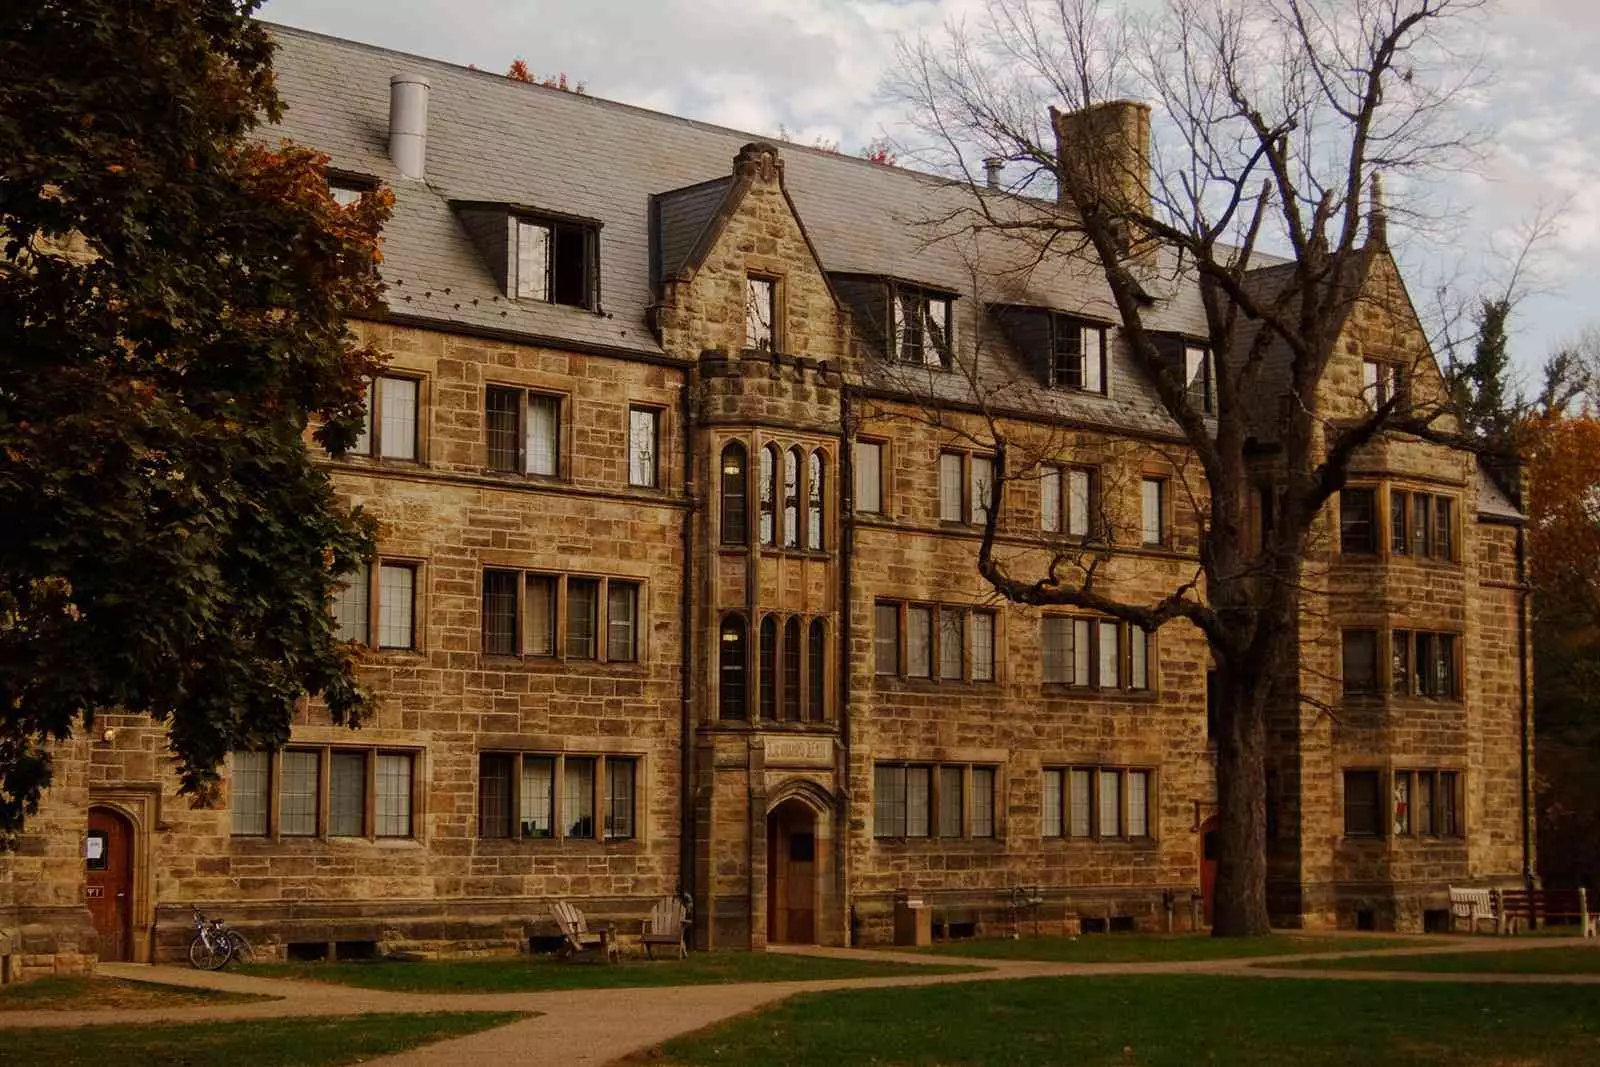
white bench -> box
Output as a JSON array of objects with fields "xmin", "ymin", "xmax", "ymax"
[{"xmin": 1449, "ymin": 886, "xmax": 1498, "ymax": 934}]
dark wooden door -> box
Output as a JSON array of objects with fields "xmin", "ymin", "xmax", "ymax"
[
  {"xmin": 784, "ymin": 831, "xmax": 816, "ymax": 943},
  {"xmin": 1199, "ymin": 817, "xmax": 1219, "ymax": 927},
  {"xmin": 86, "ymin": 808, "xmax": 133, "ymax": 962}
]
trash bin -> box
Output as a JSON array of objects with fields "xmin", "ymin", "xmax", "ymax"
[{"xmin": 893, "ymin": 892, "xmax": 932, "ymax": 947}]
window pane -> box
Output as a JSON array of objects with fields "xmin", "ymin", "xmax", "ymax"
[
  {"xmin": 1042, "ymin": 769, "xmax": 1063, "ymax": 837},
  {"xmin": 1141, "ymin": 478, "xmax": 1164, "ymax": 544},
  {"xmin": 1416, "ymin": 771, "xmax": 1435, "ymax": 835},
  {"xmin": 329, "ymin": 751, "xmax": 365, "ymax": 837},
  {"xmin": 375, "ymin": 753, "xmax": 412, "ymax": 838},
  {"xmin": 808, "ymin": 451, "xmax": 825, "ymax": 549},
  {"xmin": 521, "ymin": 756, "xmax": 555, "ymax": 837},
  {"xmin": 874, "ymin": 603, "xmax": 899, "ymax": 675},
  {"xmin": 1344, "ymin": 770, "xmax": 1380, "ymax": 836},
  {"xmin": 971, "ymin": 612, "xmax": 995, "ymax": 682},
  {"xmin": 895, "ymin": 291, "xmax": 920, "ymax": 364},
  {"xmin": 1340, "ymin": 489, "xmax": 1376, "ymax": 553},
  {"xmin": 353, "ymin": 380, "xmax": 374, "ymax": 455},
  {"xmin": 721, "ymin": 442, "xmax": 748, "ymax": 545},
  {"xmin": 1040, "ymin": 467, "xmax": 1061, "ymax": 532},
  {"xmin": 605, "ymin": 759, "xmax": 635, "ymax": 840},
  {"xmin": 759, "ymin": 616, "xmax": 778, "ymax": 720},
  {"xmin": 1042, "ymin": 616, "xmax": 1070, "ymax": 684},
  {"xmin": 280, "ymin": 750, "xmax": 319, "ymax": 836},
  {"xmin": 971, "ymin": 768, "xmax": 995, "ymax": 837},
  {"xmin": 486, "ymin": 386, "xmax": 521, "ymax": 472},
  {"xmin": 808, "ymin": 619, "xmax": 827, "ymax": 721},
  {"xmin": 1441, "ymin": 772, "xmax": 1460, "ymax": 835},
  {"xmin": 759, "ymin": 445, "xmax": 777, "ymax": 545},
  {"xmin": 720, "ymin": 616, "xmax": 747, "ymax": 719},
  {"xmin": 1098, "ymin": 620, "xmax": 1120, "ymax": 690},
  {"xmin": 1129, "ymin": 771, "xmax": 1149, "ymax": 837},
  {"xmin": 970, "ymin": 456, "xmax": 993, "ymax": 526},
  {"xmin": 746, "ymin": 277, "xmax": 775, "ymax": 352},
  {"xmin": 874, "ymin": 764, "xmax": 906, "ymax": 838},
  {"xmin": 1390, "ymin": 489, "xmax": 1409, "ymax": 554},
  {"xmin": 1069, "ymin": 769, "xmax": 1092, "ymax": 838},
  {"xmin": 230, "ymin": 751, "xmax": 269, "ymax": 836},
  {"xmin": 378, "ymin": 563, "xmax": 415, "ymax": 649},
  {"xmin": 566, "ymin": 578, "xmax": 598, "ymax": 659},
  {"xmin": 1082, "ymin": 328, "xmax": 1103, "ymax": 393},
  {"xmin": 939, "ymin": 766, "xmax": 964, "ymax": 837},
  {"xmin": 939, "ymin": 453, "xmax": 963, "ymax": 522},
  {"xmin": 525, "ymin": 575, "xmax": 555, "ymax": 656},
  {"xmin": 379, "ymin": 377, "xmax": 417, "ymax": 460},
  {"xmin": 1185, "ymin": 346, "xmax": 1210, "ymax": 412},
  {"xmin": 783, "ymin": 616, "xmax": 802, "ymax": 721},
  {"xmin": 1129, "ymin": 627, "xmax": 1149, "ymax": 690},
  {"xmin": 607, "ymin": 581, "xmax": 639, "ymax": 662},
  {"xmin": 1392, "ymin": 630, "xmax": 1412, "ymax": 695},
  {"xmin": 629, "ymin": 408, "xmax": 658, "ymax": 488},
  {"xmin": 526, "ymin": 394, "xmax": 560, "ymax": 476},
  {"xmin": 1434, "ymin": 497, "xmax": 1454, "ymax": 559},
  {"xmin": 478, "ymin": 754, "xmax": 512, "ymax": 838},
  {"xmin": 939, "ymin": 608, "xmax": 964, "ymax": 680},
  {"xmin": 1342, "ymin": 630, "xmax": 1377, "ymax": 694},
  {"xmin": 1073, "ymin": 619, "xmax": 1092, "ymax": 686},
  {"xmin": 564, "ymin": 757, "xmax": 595, "ymax": 838},
  {"xmin": 782, "ymin": 448, "xmax": 801, "ymax": 548},
  {"xmin": 1393, "ymin": 772, "xmax": 1411, "ymax": 835},
  {"xmin": 333, "ymin": 564, "xmax": 370, "ymax": 643},
  {"xmin": 1098, "ymin": 770, "xmax": 1121, "ymax": 837},
  {"xmin": 923, "ymin": 297, "xmax": 951, "ymax": 366},
  {"xmin": 855, "ymin": 441, "xmax": 882, "ymax": 514},
  {"xmin": 1067, "ymin": 469, "xmax": 1092, "ymax": 537},
  {"xmin": 906, "ymin": 766, "xmax": 931, "ymax": 837},
  {"xmin": 483, "ymin": 569, "xmax": 519, "ymax": 656},
  {"xmin": 907, "ymin": 606, "xmax": 932, "ymax": 678},
  {"xmin": 516, "ymin": 220, "xmax": 550, "ymax": 301}
]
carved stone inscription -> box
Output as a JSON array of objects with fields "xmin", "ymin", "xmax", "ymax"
[{"xmin": 763, "ymin": 737, "xmax": 833, "ymax": 768}]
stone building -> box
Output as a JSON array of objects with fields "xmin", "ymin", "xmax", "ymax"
[{"xmin": 0, "ymin": 25, "xmax": 1533, "ymax": 975}]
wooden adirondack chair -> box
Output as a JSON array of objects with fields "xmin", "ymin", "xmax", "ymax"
[
  {"xmin": 640, "ymin": 896, "xmax": 689, "ymax": 960},
  {"xmin": 551, "ymin": 900, "xmax": 617, "ymax": 963}
]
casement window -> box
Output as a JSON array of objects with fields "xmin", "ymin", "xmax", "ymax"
[
  {"xmin": 759, "ymin": 444, "xmax": 778, "ymax": 545},
  {"xmin": 482, "ymin": 569, "xmax": 640, "ymax": 663},
  {"xmin": 720, "ymin": 443, "xmax": 748, "ymax": 545},
  {"xmin": 970, "ymin": 455, "xmax": 994, "ymax": 526},
  {"xmin": 349, "ymin": 375, "xmax": 420, "ymax": 460},
  {"xmin": 723, "ymin": 613, "xmax": 829, "ymax": 722},
  {"xmin": 854, "ymin": 439, "xmax": 884, "ymax": 515},
  {"xmin": 485, "ymin": 387, "xmax": 562, "ymax": 477},
  {"xmin": 1392, "ymin": 630, "xmax": 1459, "ymax": 699},
  {"xmin": 1341, "ymin": 629, "xmax": 1379, "ymax": 695},
  {"xmin": 1339, "ymin": 488, "xmax": 1378, "ymax": 554},
  {"xmin": 876, "ymin": 601, "xmax": 999, "ymax": 683},
  {"xmin": 1140, "ymin": 478, "xmax": 1166, "ymax": 546},
  {"xmin": 332, "ymin": 563, "xmax": 372, "ymax": 644},
  {"xmin": 1185, "ymin": 345, "xmax": 1214, "ymax": 414},
  {"xmin": 759, "ymin": 615, "xmax": 779, "ymax": 719},
  {"xmin": 1041, "ymin": 616, "xmax": 1152, "ymax": 691},
  {"xmin": 477, "ymin": 752, "xmax": 638, "ymax": 841},
  {"xmin": 331, "ymin": 561, "xmax": 418, "ymax": 650},
  {"xmin": 746, "ymin": 275, "xmax": 778, "ymax": 352},
  {"xmin": 808, "ymin": 619, "xmax": 827, "ymax": 720},
  {"xmin": 1390, "ymin": 490, "xmax": 1455, "ymax": 560},
  {"xmin": 1040, "ymin": 466, "xmax": 1098, "ymax": 537},
  {"xmin": 328, "ymin": 180, "xmax": 369, "ymax": 208},
  {"xmin": 783, "ymin": 448, "xmax": 802, "ymax": 549},
  {"xmin": 1343, "ymin": 769, "xmax": 1382, "ymax": 836},
  {"xmin": 1361, "ymin": 359, "xmax": 1406, "ymax": 410},
  {"xmin": 1403, "ymin": 769, "xmax": 1462, "ymax": 837},
  {"xmin": 513, "ymin": 217, "xmax": 597, "ymax": 309},
  {"xmin": 938, "ymin": 451, "xmax": 996, "ymax": 526},
  {"xmin": 1041, "ymin": 766, "xmax": 1154, "ymax": 839},
  {"xmin": 938, "ymin": 452, "xmax": 964, "ymax": 522},
  {"xmin": 628, "ymin": 407, "xmax": 659, "ymax": 488},
  {"xmin": 808, "ymin": 451, "xmax": 826, "ymax": 549},
  {"xmin": 874, "ymin": 762, "xmax": 999, "ymax": 839},
  {"xmin": 719, "ymin": 614, "xmax": 748, "ymax": 719},
  {"xmin": 230, "ymin": 748, "xmax": 417, "ymax": 839},
  {"xmin": 1049, "ymin": 317, "xmax": 1107, "ymax": 394},
  {"xmin": 750, "ymin": 441, "xmax": 829, "ymax": 550},
  {"xmin": 893, "ymin": 286, "xmax": 954, "ymax": 368}
]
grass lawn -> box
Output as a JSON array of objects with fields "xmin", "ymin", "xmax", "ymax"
[
  {"xmin": 240, "ymin": 951, "xmax": 977, "ymax": 993},
  {"xmin": 0, "ymin": 1012, "xmax": 524, "ymax": 1067},
  {"xmin": 649, "ymin": 975, "xmax": 1600, "ymax": 1066},
  {"xmin": 915, "ymin": 932, "xmax": 1416, "ymax": 963},
  {"xmin": 0, "ymin": 975, "xmax": 273, "ymax": 1012},
  {"xmin": 1281, "ymin": 944, "xmax": 1600, "ymax": 974}
]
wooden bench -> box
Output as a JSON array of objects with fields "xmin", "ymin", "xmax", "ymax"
[
  {"xmin": 640, "ymin": 896, "xmax": 688, "ymax": 960},
  {"xmin": 1448, "ymin": 886, "xmax": 1498, "ymax": 934},
  {"xmin": 550, "ymin": 901, "xmax": 617, "ymax": 963},
  {"xmin": 1495, "ymin": 888, "xmax": 1597, "ymax": 938}
]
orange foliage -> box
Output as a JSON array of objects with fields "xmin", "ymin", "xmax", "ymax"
[
  {"xmin": 505, "ymin": 59, "xmax": 585, "ymax": 93},
  {"xmin": 1525, "ymin": 412, "xmax": 1600, "ymax": 609}
]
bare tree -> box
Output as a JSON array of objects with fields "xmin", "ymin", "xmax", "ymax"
[{"xmin": 885, "ymin": 0, "xmax": 1484, "ymax": 934}]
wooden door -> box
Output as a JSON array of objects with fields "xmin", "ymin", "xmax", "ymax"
[
  {"xmin": 784, "ymin": 830, "xmax": 815, "ymax": 943},
  {"xmin": 1199, "ymin": 817, "xmax": 1219, "ymax": 927},
  {"xmin": 85, "ymin": 807, "xmax": 133, "ymax": 962}
]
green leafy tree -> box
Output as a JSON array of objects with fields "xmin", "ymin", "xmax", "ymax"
[{"xmin": 0, "ymin": 0, "xmax": 392, "ymax": 833}]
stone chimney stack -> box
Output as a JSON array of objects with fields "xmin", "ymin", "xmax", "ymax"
[
  {"xmin": 1366, "ymin": 171, "xmax": 1388, "ymax": 248},
  {"xmin": 983, "ymin": 157, "xmax": 1005, "ymax": 189},
  {"xmin": 1049, "ymin": 100, "xmax": 1152, "ymax": 221},
  {"xmin": 388, "ymin": 74, "xmax": 430, "ymax": 181}
]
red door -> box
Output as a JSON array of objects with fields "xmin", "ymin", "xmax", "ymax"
[
  {"xmin": 1199, "ymin": 817, "xmax": 1219, "ymax": 927},
  {"xmin": 86, "ymin": 808, "xmax": 133, "ymax": 961}
]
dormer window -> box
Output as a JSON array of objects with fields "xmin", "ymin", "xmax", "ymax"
[
  {"xmin": 1050, "ymin": 316, "xmax": 1106, "ymax": 394},
  {"xmin": 328, "ymin": 175, "xmax": 374, "ymax": 208},
  {"xmin": 515, "ymin": 217, "xmax": 596, "ymax": 309},
  {"xmin": 893, "ymin": 286, "xmax": 953, "ymax": 369},
  {"xmin": 746, "ymin": 276, "xmax": 777, "ymax": 352},
  {"xmin": 1362, "ymin": 359, "xmax": 1407, "ymax": 411},
  {"xmin": 1185, "ymin": 345, "xmax": 1214, "ymax": 413}
]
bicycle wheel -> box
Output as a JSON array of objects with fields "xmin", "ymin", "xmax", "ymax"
[
  {"xmin": 189, "ymin": 934, "xmax": 226, "ymax": 971},
  {"xmin": 224, "ymin": 931, "xmax": 255, "ymax": 967}
]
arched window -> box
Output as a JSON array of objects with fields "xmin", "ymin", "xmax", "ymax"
[
  {"xmin": 783, "ymin": 616, "xmax": 802, "ymax": 721},
  {"xmin": 808, "ymin": 618, "xmax": 827, "ymax": 721},
  {"xmin": 720, "ymin": 442, "xmax": 747, "ymax": 546},
  {"xmin": 808, "ymin": 450, "xmax": 826, "ymax": 550},
  {"xmin": 759, "ymin": 444, "xmax": 778, "ymax": 546},
  {"xmin": 719, "ymin": 615, "xmax": 747, "ymax": 720},
  {"xmin": 783, "ymin": 447, "xmax": 802, "ymax": 549},
  {"xmin": 759, "ymin": 615, "xmax": 778, "ymax": 720}
]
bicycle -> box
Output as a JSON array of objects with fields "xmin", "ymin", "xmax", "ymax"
[{"xmin": 188, "ymin": 908, "xmax": 255, "ymax": 970}]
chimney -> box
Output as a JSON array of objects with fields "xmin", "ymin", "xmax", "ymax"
[
  {"xmin": 1049, "ymin": 100, "xmax": 1152, "ymax": 221},
  {"xmin": 983, "ymin": 157, "xmax": 1005, "ymax": 189},
  {"xmin": 388, "ymin": 74, "xmax": 431, "ymax": 181},
  {"xmin": 1366, "ymin": 171, "xmax": 1388, "ymax": 248}
]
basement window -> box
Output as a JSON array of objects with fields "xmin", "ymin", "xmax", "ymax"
[{"xmin": 514, "ymin": 217, "xmax": 598, "ymax": 309}]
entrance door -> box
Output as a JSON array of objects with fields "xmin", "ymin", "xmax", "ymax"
[
  {"xmin": 86, "ymin": 807, "xmax": 134, "ymax": 961},
  {"xmin": 766, "ymin": 799, "xmax": 817, "ymax": 944},
  {"xmin": 1199, "ymin": 816, "xmax": 1219, "ymax": 927}
]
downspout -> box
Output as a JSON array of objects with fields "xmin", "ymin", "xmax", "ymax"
[
  {"xmin": 1515, "ymin": 521, "xmax": 1534, "ymax": 892},
  {"xmin": 838, "ymin": 387, "xmax": 855, "ymax": 944},
  {"xmin": 679, "ymin": 371, "xmax": 698, "ymax": 934}
]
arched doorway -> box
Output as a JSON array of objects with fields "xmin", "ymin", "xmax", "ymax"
[
  {"xmin": 766, "ymin": 798, "xmax": 818, "ymax": 944},
  {"xmin": 1199, "ymin": 816, "xmax": 1219, "ymax": 927},
  {"xmin": 86, "ymin": 806, "xmax": 135, "ymax": 961}
]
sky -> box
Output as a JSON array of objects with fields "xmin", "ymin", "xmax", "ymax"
[{"xmin": 258, "ymin": 0, "xmax": 1600, "ymax": 389}]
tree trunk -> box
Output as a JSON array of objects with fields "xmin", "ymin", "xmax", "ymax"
[{"xmin": 1211, "ymin": 665, "xmax": 1272, "ymax": 936}]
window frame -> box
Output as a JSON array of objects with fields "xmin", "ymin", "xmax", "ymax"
[
  {"xmin": 873, "ymin": 761, "xmax": 1000, "ymax": 841},
  {"xmin": 1339, "ymin": 487, "xmax": 1379, "ymax": 555},
  {"xmin": 720, "ymin": 441, "xmax": 749, "ymax": 545},
  {"xmin": 892, "ymin": 284, "xmax": 955, "ymax": 369},
  {"xmin": 874, "ymin": 600, "xmax": 1001, "ymax": 685},
  {"xmin": 1343, "ymin": 769, "xmax": 1383, "ymax": 838},
  {"xmin": 1184, "ymin": 344, "xmax": 1214, "ymax": 414},
  {"xmin": 1140, "ymin": 477, "xmax": 1167, "ymax": 547},
  {"xmin": 476, "ymin": 750, "xmax": 641, "ymax": 843},
  {"xmin": 480, "ymin": 568, "xmax": 644, "ymax": 664},
  {"xmin": 1389, "ymin": 488, "xmax": 1457, "ymax": 562},
  {"xmin": 854, "ymin": 438, "xmax": 886, "ymax": 516},
  {"xmin": 1040, "ymin": 615, "xmax": 1154, "ymax": 692},
  {"xmin": 1048, "ymin": 316, "xmax": 1108, "ymax": 394},
  {"xmin": 1391, "ymin": 629, "xmax": 1461, "ymax": 701},
  {"xmin": 1041, "ymin": 464, "xmax": 1100, "ymax": 538},
  {"xmin": 1040, "ymin": 765, "xmax": 1157, "ymax": 841},
  {"xmin": 228, "ymin": 746, "xmax": 420, "ymax": 841},
  {"xmin": 1341, "ymin": 628, "xmax": 1380, "ymax": 696},
  {"xmin": 745, "ymin": 274, "xmax": 779, "ymax": 353},
  {"xmin": 627, "ymin": 406, "xmax": 661, "ymax": 489},
  {"xmin": 1361, "ymin": 359, "xmax": 1407, "ymax": 411},
  {"xmin": 346, "ymin": 374, "xmax": 423, "ymax": 462},
  {"xmin": 484, "ymin": 384, "xmax": 566, "ymax": 478},
  {"xmin": 512, "ymin": 215, "xmax": 599, "ymax": 310}
]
